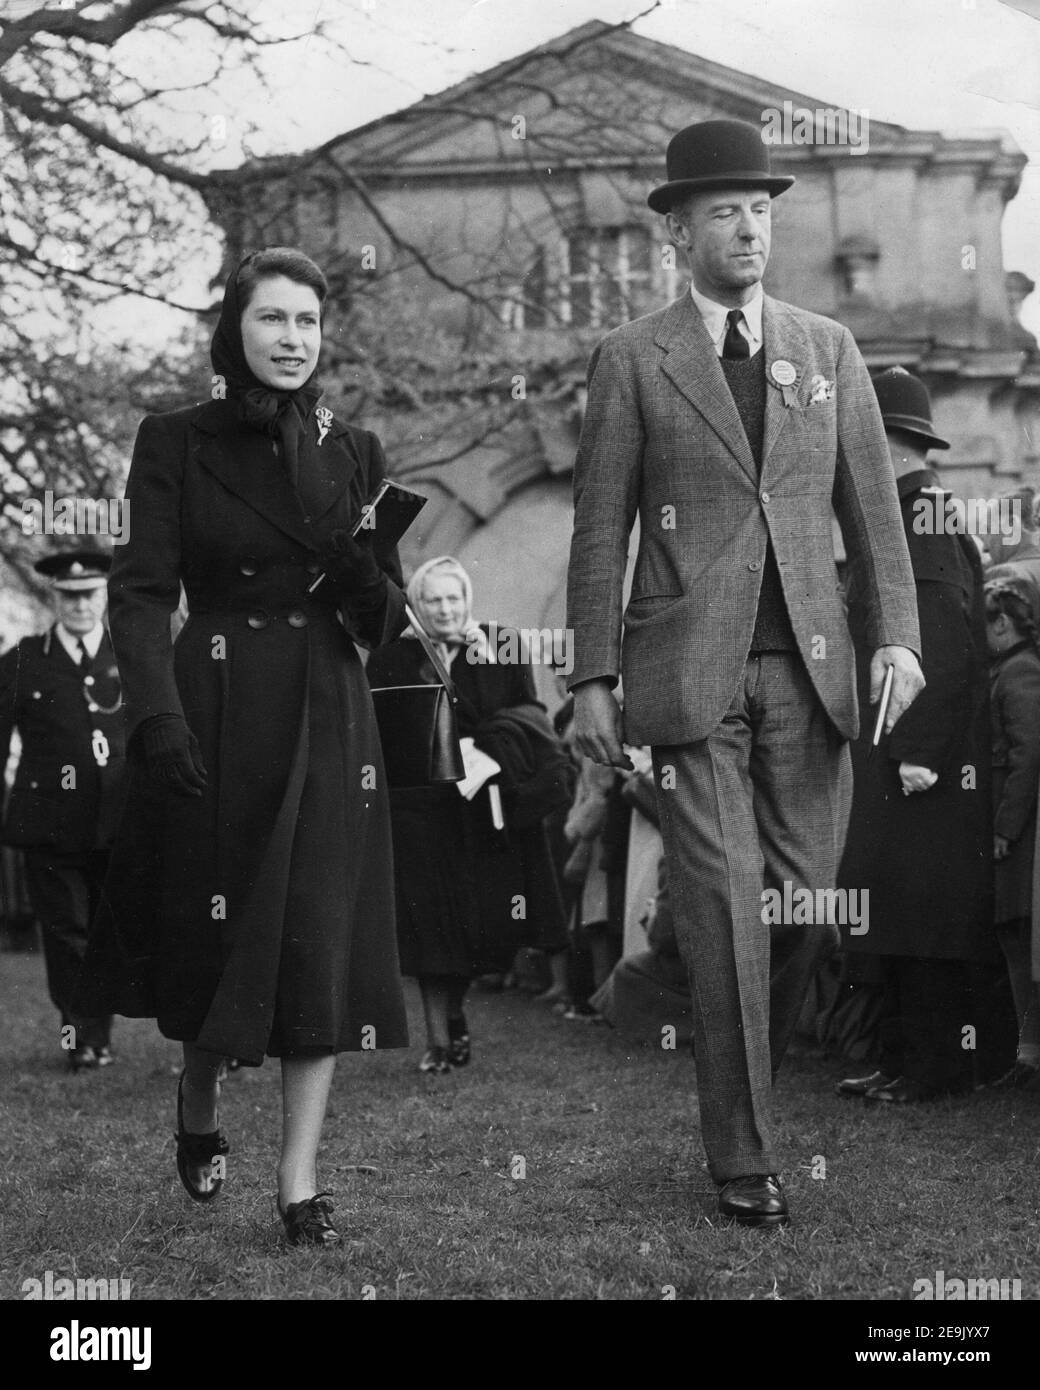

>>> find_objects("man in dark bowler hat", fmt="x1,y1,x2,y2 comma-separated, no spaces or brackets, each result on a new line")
567,119,924,1225
0,549,126,1070
837,368,998,1103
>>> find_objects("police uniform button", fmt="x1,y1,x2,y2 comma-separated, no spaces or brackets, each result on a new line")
84,675,95,686
32,690,41,699
239,557,259,577
287,610,308,628
30,780,38,789
748,561,760,571
247,611,269,630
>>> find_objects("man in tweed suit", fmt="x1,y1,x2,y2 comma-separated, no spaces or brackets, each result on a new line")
566,119,924,1226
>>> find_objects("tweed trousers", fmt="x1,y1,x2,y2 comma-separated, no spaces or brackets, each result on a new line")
652,653,852,1182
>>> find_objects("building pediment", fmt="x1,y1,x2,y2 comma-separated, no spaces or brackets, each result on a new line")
304,20,912,173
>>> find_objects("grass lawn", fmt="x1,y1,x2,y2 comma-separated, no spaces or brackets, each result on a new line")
1,951,1038,1302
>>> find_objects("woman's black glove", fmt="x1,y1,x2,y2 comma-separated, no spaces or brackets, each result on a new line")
134,714,207,797
319,530,387,611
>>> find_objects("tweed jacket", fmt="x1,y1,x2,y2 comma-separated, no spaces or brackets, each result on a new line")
566,292,920,746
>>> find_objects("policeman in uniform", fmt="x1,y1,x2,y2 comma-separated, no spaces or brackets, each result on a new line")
0,549,126,1070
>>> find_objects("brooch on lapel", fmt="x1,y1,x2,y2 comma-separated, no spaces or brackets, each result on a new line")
315,406,334,447
809,374,836,405
769,359,800,409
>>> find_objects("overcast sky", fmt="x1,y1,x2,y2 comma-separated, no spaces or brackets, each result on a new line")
117,0,1040,336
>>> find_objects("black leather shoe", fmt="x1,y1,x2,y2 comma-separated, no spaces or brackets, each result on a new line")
991,1060,1040,1090
175,1073,229,1202
419,1046,451,1074
67,1044,98,1072
835,1069,895,1098
864,1077,948,1104
717,1174,789,1227
278,1191,341,1246
447,1014,471,1067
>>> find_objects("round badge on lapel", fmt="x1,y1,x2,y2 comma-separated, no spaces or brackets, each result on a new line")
770,360,797,387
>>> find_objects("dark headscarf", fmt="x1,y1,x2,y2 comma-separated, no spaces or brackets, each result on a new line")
210,254,324,481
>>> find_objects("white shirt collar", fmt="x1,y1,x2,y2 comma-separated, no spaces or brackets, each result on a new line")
689,281,764,357
55,622,105,661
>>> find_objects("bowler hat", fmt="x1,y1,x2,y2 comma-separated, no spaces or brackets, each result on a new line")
872,367,950,451
34,548,112,592
647,119,795,214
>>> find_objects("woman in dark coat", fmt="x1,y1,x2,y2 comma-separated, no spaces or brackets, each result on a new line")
366,556,570,1074
837,368,996,1103
986,579,1040,1089
77,247,408,1244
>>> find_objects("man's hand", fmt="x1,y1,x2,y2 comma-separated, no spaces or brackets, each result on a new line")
899,762,938,795
573,679,633,770
870,645,925,733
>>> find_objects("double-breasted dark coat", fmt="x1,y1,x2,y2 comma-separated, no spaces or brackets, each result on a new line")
76,399,410,1063
0,627,126,853
840,470,995,961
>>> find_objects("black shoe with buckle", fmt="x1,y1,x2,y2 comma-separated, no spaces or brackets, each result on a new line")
175,1073,229,1203
717,1173,790,1228
447,1014,471,1067
278,1191,341,1246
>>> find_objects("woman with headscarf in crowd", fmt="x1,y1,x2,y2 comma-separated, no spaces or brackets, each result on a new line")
366,555,572,1073
76,247,409,1245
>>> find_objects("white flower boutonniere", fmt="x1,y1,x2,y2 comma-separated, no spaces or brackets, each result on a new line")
809,375,836,405
315,406,334,446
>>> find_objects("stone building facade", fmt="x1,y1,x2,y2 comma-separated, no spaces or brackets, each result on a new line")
210,20,1039,703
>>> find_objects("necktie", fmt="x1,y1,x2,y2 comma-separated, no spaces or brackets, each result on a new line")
723,309,750,360
77,639,91,669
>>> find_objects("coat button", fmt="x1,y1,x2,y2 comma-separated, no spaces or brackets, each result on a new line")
30,780,38,789
239,557,259,577
287,610,308,628
247,611,269,630
760,491,770,504
748,561,760,571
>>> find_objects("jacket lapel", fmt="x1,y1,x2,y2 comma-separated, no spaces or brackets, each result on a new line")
655,295,757,484
298,412,362,524
192,402,355,548
760,298,814,476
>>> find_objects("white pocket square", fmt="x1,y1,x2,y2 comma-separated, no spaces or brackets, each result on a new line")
809,374,835,404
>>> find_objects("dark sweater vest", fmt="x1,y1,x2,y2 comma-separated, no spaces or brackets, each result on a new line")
720,350,796,652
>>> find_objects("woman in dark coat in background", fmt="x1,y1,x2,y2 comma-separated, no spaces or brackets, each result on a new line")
77,248,408,1244
837,369,998,1103
987,579,1040,1089
366,556,570,1074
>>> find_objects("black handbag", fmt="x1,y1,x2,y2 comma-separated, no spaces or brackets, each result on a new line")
369,603,465,787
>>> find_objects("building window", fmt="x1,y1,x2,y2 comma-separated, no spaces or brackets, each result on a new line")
561,227,651,327
504,226,654,330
